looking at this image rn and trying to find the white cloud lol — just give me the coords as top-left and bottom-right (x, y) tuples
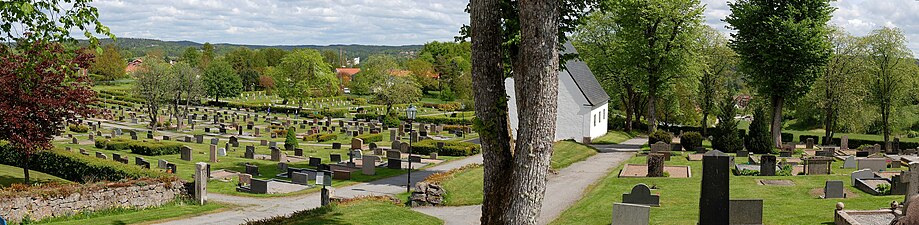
(701, 0), (919, 53)
(91, 0), (469, 45)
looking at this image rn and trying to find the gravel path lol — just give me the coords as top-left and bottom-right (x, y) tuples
(154, 154), (483, 225)
(412, 137), (645, 225)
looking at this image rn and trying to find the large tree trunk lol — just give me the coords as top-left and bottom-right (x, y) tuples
(883, 105), (890, 151)
(823, 105), (834, 145)
(470, 0), (513, 223)
(648, 86), (657, 133)
(771, 95), (784, 148)
(503, 0), (560, 223)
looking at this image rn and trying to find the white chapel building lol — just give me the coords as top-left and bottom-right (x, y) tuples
(506, 43), (610, 143)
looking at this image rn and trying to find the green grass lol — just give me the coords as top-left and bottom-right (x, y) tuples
(550, 154), (903, 225)
(435, 141), (599, 206)
(247, 198), (441, 225)
(0, 164), (71, 187)
(592, 131), (638, 144)
(33, 200), (226, 225)
(551, 140), (599, 170)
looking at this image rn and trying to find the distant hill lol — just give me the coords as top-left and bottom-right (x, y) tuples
(83, 38), (422, 61)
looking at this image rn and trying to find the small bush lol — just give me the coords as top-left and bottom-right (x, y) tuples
(648, 130), (672, 145)
(411, 139), (481, 156)
(680, 132), (703, 151)
(284, 128), (298, 150)
(382, 115), (400, 128)
(877, 183), (891, 195)
(908, 131), (919, 138)
(746, 104), (774, 154)
(68, 124), (89, 133)
(736, 169), (759, 176)
(94, 138), (133, 150)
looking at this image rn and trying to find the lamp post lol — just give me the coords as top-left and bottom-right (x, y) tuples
(405, 105), (417, 197)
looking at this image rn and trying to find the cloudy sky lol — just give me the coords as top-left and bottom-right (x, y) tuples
(93, 0), (919, 51)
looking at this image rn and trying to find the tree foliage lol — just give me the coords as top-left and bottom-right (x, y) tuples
(0, 0), (114, 47)
(90, 44), (127, 81)
(746, 102), (774, 154)
(697, 26), (737, 135)
(726, 0), (834, 146)
(133, 57), (173, 130)
(268, 49), (339, 107)
(355, 55), (422, 113)
(712, 95), (742, 153)
(864, 27), (918, 148)
(202, 60), (242, 102)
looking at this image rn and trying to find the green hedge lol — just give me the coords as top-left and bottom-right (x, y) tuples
(0, 145), (171, 183)
(68, 124), (89, 133)
(400, 116), (471, 125)
(95, 138), (132, 150)
(128, 141), (184, 156)
(355, 133), (383, 143)
(411, 139), (480, 156)
(303, 133), (337, 142)
(95, 138), (183, 156)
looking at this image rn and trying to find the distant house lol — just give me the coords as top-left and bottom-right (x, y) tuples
(335, 68), (360, 87)
(505, 43), (610, 143)
(125, 58), (143, 73)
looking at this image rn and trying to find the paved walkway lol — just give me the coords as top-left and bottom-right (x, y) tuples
(411, 137), (645, 225)
(156, 154), (483, 225)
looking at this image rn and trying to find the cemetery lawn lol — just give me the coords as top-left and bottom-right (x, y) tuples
(591, 131), (638, 144)
(248, 197), (441, 225)
(550, 153), (904, 225)
(34, 200), (226, 225)
(433, 141), (599, 206)
(0, 163), (71, 187)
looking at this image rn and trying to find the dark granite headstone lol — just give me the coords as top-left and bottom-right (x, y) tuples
(647, 153), (665, 177)
(332, 143), (342, 149)
(760, 155), (776, 176)
(622, 183), (660, 207)
(388, 158), (402, 169)
(309, 157), (322, 167)
(330, 154), (342, 163)
(700, 150), (730, 225)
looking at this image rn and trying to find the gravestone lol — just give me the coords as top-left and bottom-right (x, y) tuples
(841, 135), (849, 150)
(260, 140), (267, 146)
(180, 146), (193, 161)
(330, 153), (342, 163)
(806, 138), (814, 149)
(291, 172), (309, 185)
(270, 147), (282, 162)
(238, 174), (252, 186)
(158, 159), (168, 169)
(218, 147), (227, 157)
(737, 150), (749, 157)
(166, 163), (177, 174)
(363, 156), (378, 175)
(388, 158), (402, 169)
(903, 162), (919, 204)
(332, 143), (342, 149)
(244, 146), (255, 159)
(351, 138), (363, 150)
(611, 203), (650, 225)
(871, 144), (881, 155)
(622, 183), (660, 207)
(350, 150), (363, 160)
(294, 148), (303, 157)
(229, 136), (239, 147)
(71, 137), (78, 144)
(249, 179), (268, 194)
(387, 150), (401, 159)
(858, 158), (887, 172)
(209, 145), (218, 163)
(824, 180), (846, 198)
(277, 162), (288, 174)
(650, 141), (670, 153)
(646, 153), (665, 177)
(390, 129), (397, 142)
(779, 151), (792, 158)
(194, 162), (208, 204)
(245, 164), (260, 176)
(851, 169), (876, 186)
(700, 150), (730, 225)
(309, 157), (321, 167)
(195, 135), (204, 144)
(804, 157), (833, 175)
(729, 199), (763, 225)
(842, 156), (857, 169)
(409, 155), (422, 163)
(760, 155), (776, 176)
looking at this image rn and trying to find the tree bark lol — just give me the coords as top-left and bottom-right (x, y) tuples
(21, 154), (30, 184)
(470, 0), (513, 223)
(701, 112), (708, 136)
(771, 95), (784, 148)
(648, 86), (657, 133)
(504, 0), (559, 223)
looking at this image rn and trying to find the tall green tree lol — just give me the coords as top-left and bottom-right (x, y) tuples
(256, 48), (288, 67)
(801, 27), (868, 143)
(225, 47), (261, 91)
(726, 0), (834, 147)
(747, 101), (774, 154)
(574, 11), (646, 132)
(182, 47), (200, 65)
(865, 27), (916, 150)
(200, 42), (215, 69)
(697, 26), (736, 136)
(133, 57), (173, 132)
(351, 54), (400, 95)
(607, 0), (704, 132)
(269, 49), (339, 108)
(90, 44), (127, 81)
(467, 0), (597, 222)
(712, 95), (742, 153)
(202, 60), (242, 103)
(168, 62), (203, 122)
(355, 55), (421, 114)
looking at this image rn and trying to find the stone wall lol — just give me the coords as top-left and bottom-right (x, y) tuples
(0, 180), (185, 223)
